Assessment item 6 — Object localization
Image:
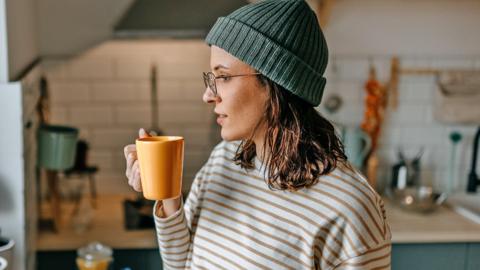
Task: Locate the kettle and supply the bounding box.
[0,257,7,270]
[391,149,423,190]
[0,229,14,270]
[340,125,372,170]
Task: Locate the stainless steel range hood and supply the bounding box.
[114,0,250,39]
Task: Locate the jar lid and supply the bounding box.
[77,242,112,261]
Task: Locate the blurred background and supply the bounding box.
[1,0,480,269]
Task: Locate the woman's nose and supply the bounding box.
[202,87,220,104]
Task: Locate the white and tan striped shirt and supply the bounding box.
[153,140,392,270]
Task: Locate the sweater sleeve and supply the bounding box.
[333,240,391,270]
[152,158,210,269]
[331,194,392,270]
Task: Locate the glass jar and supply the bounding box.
[76,242,113,270]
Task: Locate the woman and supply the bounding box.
[124,0,391,269]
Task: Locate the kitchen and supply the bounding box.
[1,0,480,269]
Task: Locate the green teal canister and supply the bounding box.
[37,124,79,170]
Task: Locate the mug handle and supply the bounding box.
[358,130,372,160]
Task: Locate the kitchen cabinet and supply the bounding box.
[393,243,480,270]
[37,249,162,270]
[37,243,480,270]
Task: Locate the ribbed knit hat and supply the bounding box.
[205,0,328,106]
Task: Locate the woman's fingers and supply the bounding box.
[124,144,136,159]
[124,129,157,193]
[139,128,158,138]
[132,160,142,192]
[125,151,136,178]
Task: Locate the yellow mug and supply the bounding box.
[135,136,184,200]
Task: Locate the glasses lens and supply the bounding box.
[207,73,217,95]
[202,72,209,88]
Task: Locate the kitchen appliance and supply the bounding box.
[340,125,372,170]
[0,230,14,270]
[447,131,463,194]
[393,186,447,213]
[390,149,423,190]
[0,257,7,270]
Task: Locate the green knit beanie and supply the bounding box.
[205,0,328,106]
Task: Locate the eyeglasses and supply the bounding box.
[202,71,262,97]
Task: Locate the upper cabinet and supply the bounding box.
[5,0,39,81]
[35,0,132,57]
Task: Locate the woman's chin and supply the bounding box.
[220,129,243,142]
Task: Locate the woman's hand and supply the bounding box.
[124,128,181,217]
[124,128,157,192]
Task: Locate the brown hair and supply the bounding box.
[233,75,349,191]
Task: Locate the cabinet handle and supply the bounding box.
[25,120,32,129]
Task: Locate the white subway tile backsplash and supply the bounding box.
[183,80,206,101]
[336,105,364,125]
[69,105,114,126]
[91,81,150,102]
[49,107,68,124]
[377,126,403,147]
[89,150,114,170]
[49,81,90,103]
[335,58,369,81]
[114,104,152,126]
[157,61,209,79]
[400,58,433,69]
[156,80,185,101]
[78,128,91,141]
[94,171,133,194]
[400,126,444,146]
[44,41,479,195]
[111,149,128,172]
[183,126,212,148]
[431,58,475,69]
[157,102,210,124]
[66,57,115,79]
[115,57,152,80]
[91,128,136,149]
[326,81,363,101]
[385,103,430,125]
[399,82,434,102]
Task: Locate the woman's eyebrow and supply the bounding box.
[213,64,229,71]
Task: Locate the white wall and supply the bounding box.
[5,0,39,80]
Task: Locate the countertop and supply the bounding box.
[37,194,157,251]
[385,197,480,243]
[37,194,480,251]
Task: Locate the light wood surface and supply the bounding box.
[37,194,480,251]
[385,198,480,243]
[37,194,157,251]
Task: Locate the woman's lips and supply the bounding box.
[217,114,227,125]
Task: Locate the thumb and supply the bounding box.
[138,128,152,139]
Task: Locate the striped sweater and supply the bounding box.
[153,140,392,270]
